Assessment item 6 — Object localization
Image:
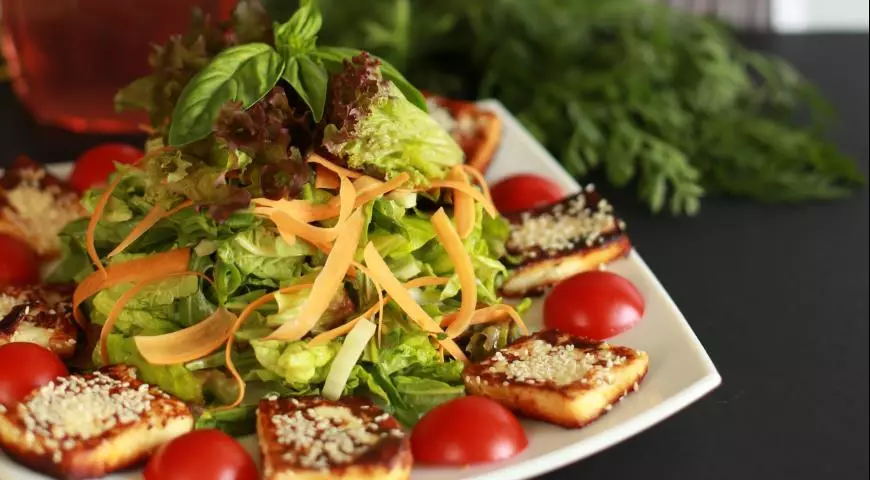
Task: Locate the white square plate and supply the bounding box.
[1,100,720,480]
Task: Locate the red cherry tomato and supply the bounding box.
[490,174,563,214]
[0,343,69,406]
[69,143,143,192]
[544,271,645,341]
[411,396,527,465]
[144,429,258,480]
[0,234,40,287]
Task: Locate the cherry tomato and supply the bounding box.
[0,343,69,406]
[69,143,143,192]
[490,174,563,214]
[544,271,645,341]
[0,234,40,287]
[411,396,527,465]
[144,429,258,480]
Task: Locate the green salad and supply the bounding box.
[49,0,526,433]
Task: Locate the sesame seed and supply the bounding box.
[18,372,155,445]
[508,193,618,256]
[272,405,381,470]
[484,340,626,386]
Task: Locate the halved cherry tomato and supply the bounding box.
[490,174,563,214]
[544,271,644,341]
[69,143,143,192]
[144,429,257,480]
[0,234,40,287]
[0,343,69,406]
[411,396,527,465]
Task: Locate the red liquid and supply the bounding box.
[1,0,229,133]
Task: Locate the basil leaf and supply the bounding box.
[283,56,329,122]
[273,0,322,57]
[314,46,427,112]
[168,43,285,146]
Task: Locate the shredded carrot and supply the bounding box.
[363,243,468,363]
[85,175,124,275]
[266,209,365,341]
[108,200,194,258]
[307,276,450,347]
[99,270,206,363]
[220,283,313,410]
[253,172,408,225]
[442,304,529,335]
[350,261,386,345]
[353,173,410,207]
[447,165,475,239]
[315,165,341,189]
[73,248,191,329]
[306,153,362,178]
[424,180,497,217]
[252,198,336,224]
[461,164,494,206]
[431,209,477,338]
[262,176,355,246]
[135,307,236,365]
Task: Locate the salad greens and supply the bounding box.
[51,0,522,430]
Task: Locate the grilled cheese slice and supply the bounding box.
[0,284,78,358]
[500,187,631,297]
[425,95,502,173]
[463,330,649,428]
[0,156,85,259]
[0,364,193,479]
[257,396,411,480]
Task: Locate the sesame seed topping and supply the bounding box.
[272,405,383,470]
[508,193,618,256]
[485,340,626,386]
[17,371,155,456]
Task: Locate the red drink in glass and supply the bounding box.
[1,0,230,133]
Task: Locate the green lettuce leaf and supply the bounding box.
[217,228,309,281]
[251,339,341,385]
[101,334,204,403]
[323,53,462,185]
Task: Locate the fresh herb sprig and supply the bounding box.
[312,0,863,214]
[166,0,425,146]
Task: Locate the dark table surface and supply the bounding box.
[2,33,868,480]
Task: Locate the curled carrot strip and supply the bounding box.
[461,164,493,206]
[315,165,341,189]
[73,248,191,329]
[306,153,362,178]
[448,165,475,239]
[85,175,124,275]
[108,200,194,257]
[99,270,209,364]
[307,276,449,347]
[442,304,528,335]
[219,283,314,410]
[432,209,477,338]
[424,180,497,217]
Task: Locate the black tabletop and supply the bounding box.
[2,33,868,480]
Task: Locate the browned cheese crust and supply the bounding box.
[0,284,79,358]
[257,396,412,480]
[500,188,632,297]
[464,330,649,428]
[0,364,193,479]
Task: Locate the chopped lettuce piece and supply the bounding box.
[217,228,308,281]
[251,339,341,385]
[323,53,462,185]
[100,334,204,403]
